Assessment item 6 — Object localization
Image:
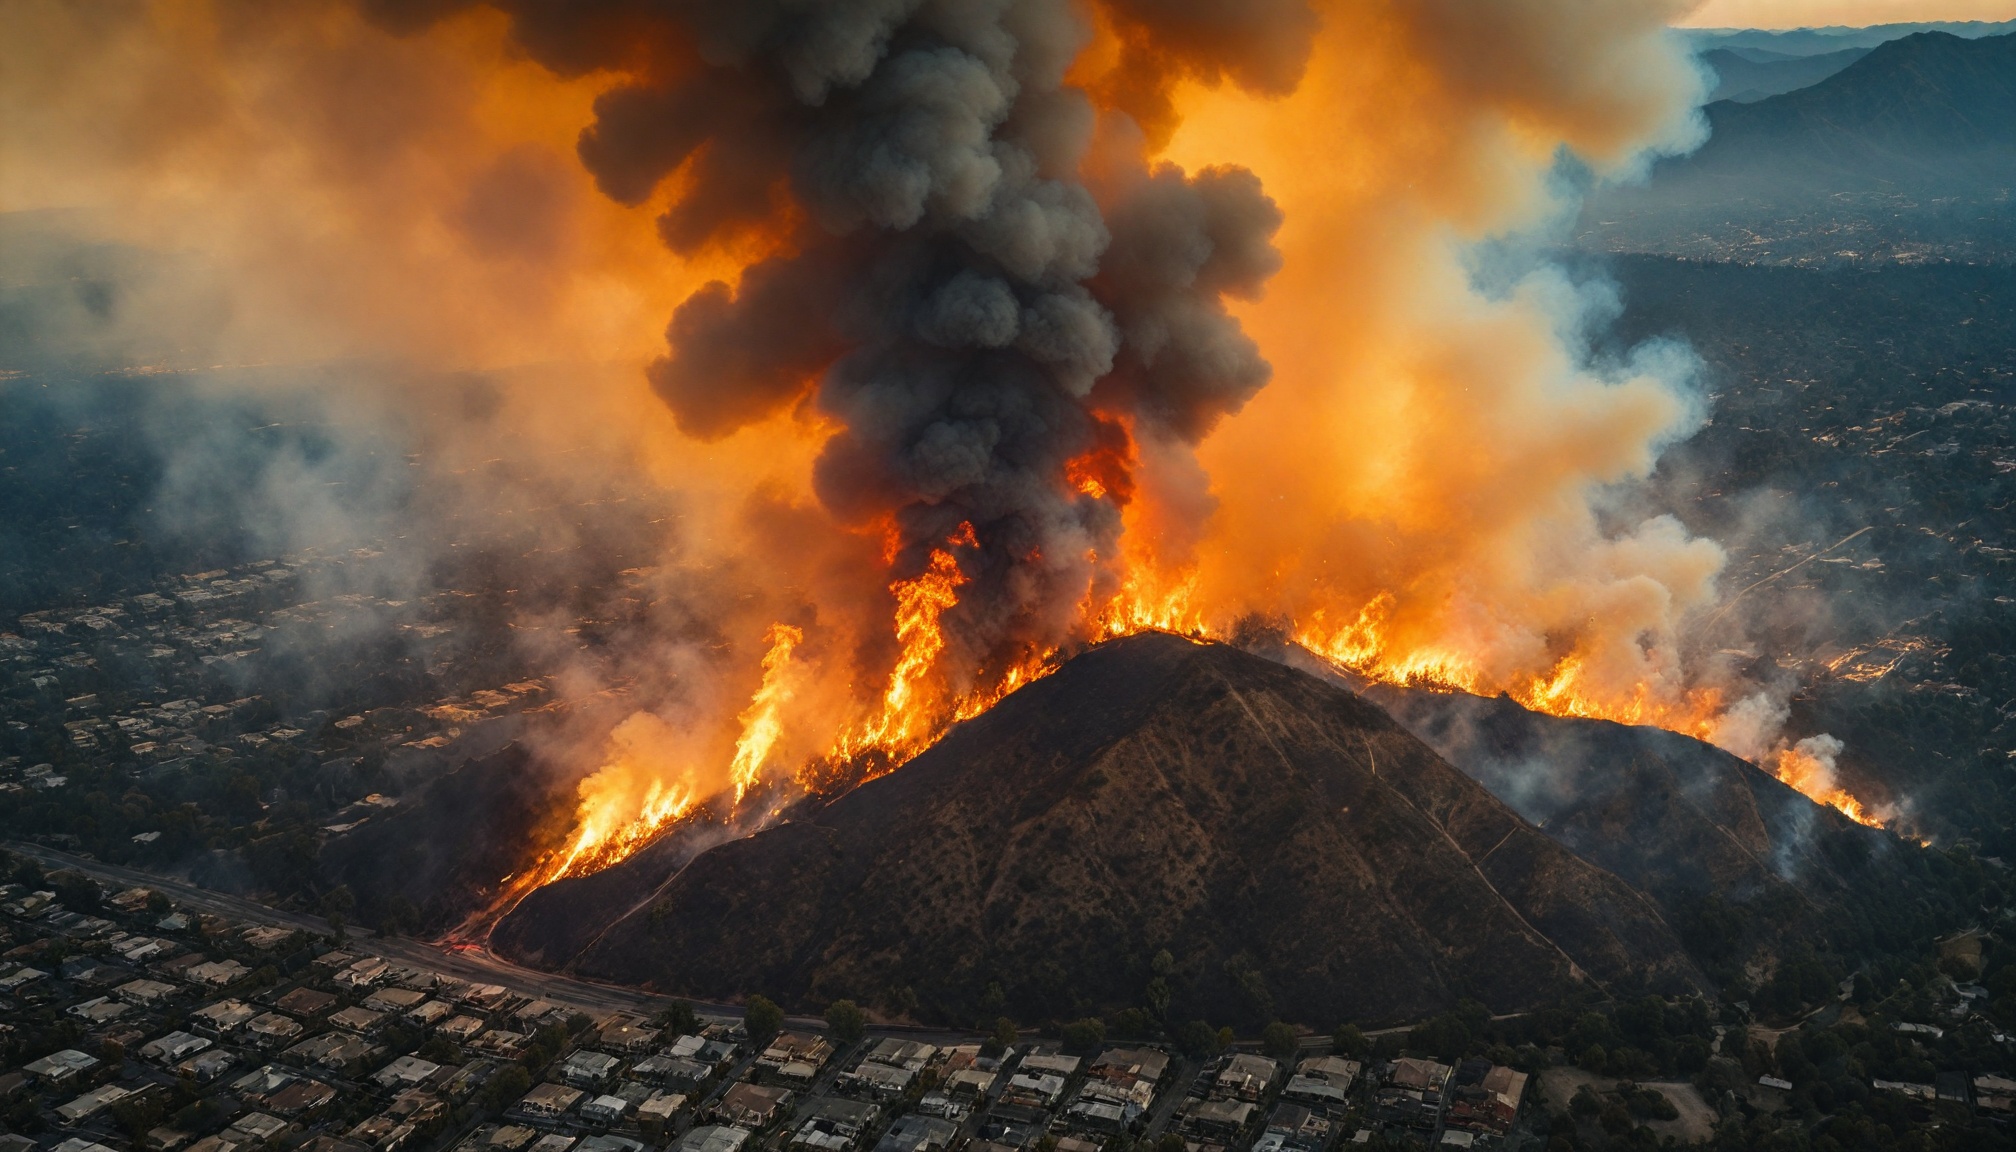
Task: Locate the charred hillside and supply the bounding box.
[498,633,1702,1028]
[1321,663,1966,985]
[317,745,575,934]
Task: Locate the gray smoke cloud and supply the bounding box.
[373,0,1302,681]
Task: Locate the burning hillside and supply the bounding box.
[400,0,1887,891]
[486,632,1928,1028]
[1,0,1897,898]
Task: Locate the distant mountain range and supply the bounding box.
[1701,45,1867,103]
[1582,30,2016,264]
[1685,30,2016,191]
[1686,18,2016,58]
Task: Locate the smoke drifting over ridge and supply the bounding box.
[5,1,1883,866]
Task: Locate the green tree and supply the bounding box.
[50,873,103,913]
[9,855,46,887]
[1261,1022,1299,1058]
[222,773,263,822]
[745,995,784,1044]
[1145,977,1172,1018]
[376,895,420,938]
[1110,1008,1153,1039]
[1061,1018,1107,1053]
[1175,1019,1220,1058]
[658,1000,700,1037]
[110,1094,166,1141]
[171,1097,227,1135]
[1598,1103,1633,1136]
[1409,1013,1471,1061]
[418,1036,463,1064]
[482,1063,531,1111]
[993,1017,1019,1050]
[826,999,867,1044]
[1332,1024,1368,1058]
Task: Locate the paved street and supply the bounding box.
[5,841,688,1021]
[3,841,991,1040]
[1139,1055,1200,1140]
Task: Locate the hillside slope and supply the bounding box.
[1687,30,2016,189]
[1332,672,1890,910]
[1703,46,1868,104]
[318,744,574,931]
[1581,32,2016,263]
[1267,647,1952,981]
[506,633,1702,1028]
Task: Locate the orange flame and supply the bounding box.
[538,713,714,884]
[728,623,804,805]
[542,558,1898,889]
[1094,571,1209,641]
[1065,422,1136,506]
[833,525,975,762]
[1301,605,1891,828]
[1769,736,1886,829]
[1088,580,1894,831]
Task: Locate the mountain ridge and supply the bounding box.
[1692,30,2016,185]
[499,633,1705,1028]
[1701,45,1868,104]
[1685,20,2016,59]
[1580,31,2016,263]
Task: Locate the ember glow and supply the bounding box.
[1,0,1903,882]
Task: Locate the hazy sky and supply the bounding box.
[1682,0,2016,26]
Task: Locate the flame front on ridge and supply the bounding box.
[529,564,1896,894]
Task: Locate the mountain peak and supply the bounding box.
[499,634,1704,1028]
[1690,30,2016,186]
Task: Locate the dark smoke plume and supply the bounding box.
[376,0,1299,681]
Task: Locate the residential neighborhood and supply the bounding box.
[2,858,1541,1152]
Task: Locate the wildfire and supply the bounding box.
[1300,605,1892,828]
[1770,735,1887,829]
[1091,582,1893,832]
[831,525,976,762]
[535,713,713,885]
[528,564,1902,893]
[728,624,804,804]
[1270,592,1720,740]
[1094,572,1209,641]
[15,0,1921,917]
